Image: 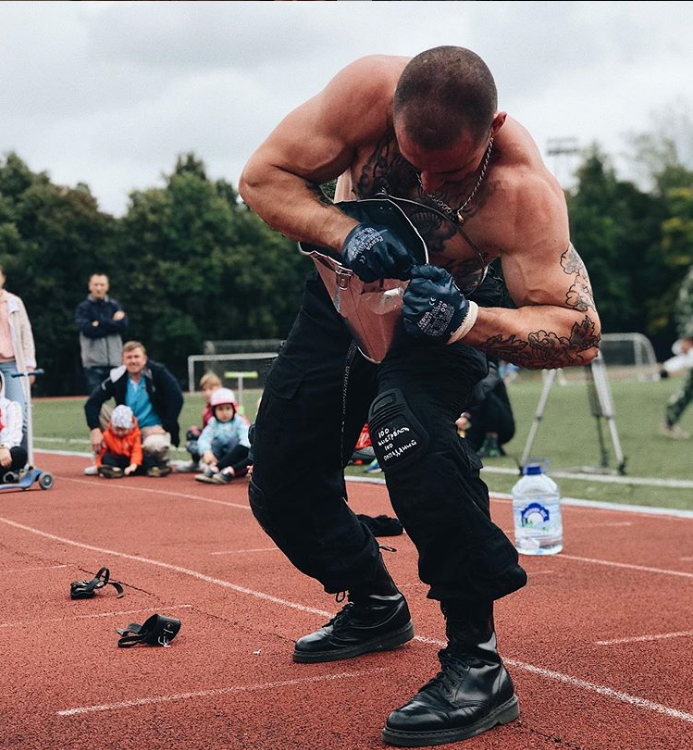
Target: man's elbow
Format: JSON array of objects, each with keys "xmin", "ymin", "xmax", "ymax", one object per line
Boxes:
[
  {"xmin": 238, "ymin": 160, "xmax": 262, "ymax": 209},
  {"xmin": 581, "ymin": 314, "xmax": 602, "ymax": 365}
]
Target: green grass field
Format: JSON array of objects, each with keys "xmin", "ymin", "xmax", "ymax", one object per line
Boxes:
[{"xmin": 33, "ymin": 372, "xmax": 693, "ymax": 511}]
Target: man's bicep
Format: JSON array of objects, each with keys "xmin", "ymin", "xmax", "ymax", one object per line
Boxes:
[
  {"xmin": 502, "ymin": 242, "xmax": 596, "ymax": 315},
  {"xmin": 245, "ymin": 73, "xmax": 372, "ymax": 189},
  {"xmin": 245, "ymin": 59, "xmax": 388, "ymax": 186}
]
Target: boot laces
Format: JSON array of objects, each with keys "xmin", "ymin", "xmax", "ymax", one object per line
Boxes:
[
  {"xmin": 421, "ymin": 648, "xmax": 471, "ymax": 694},
  {"xmin": 324, "ymin": 592, "xmax": 355, "ymax": 631}
]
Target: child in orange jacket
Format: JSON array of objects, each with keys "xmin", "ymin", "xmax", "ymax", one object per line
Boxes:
[{"xmin": 97, "ymin": 405, "xmax": 146, "ymax": 478}]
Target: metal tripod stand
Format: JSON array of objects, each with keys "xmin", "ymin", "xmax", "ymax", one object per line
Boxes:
[{"xmin": 520, "ymin": 352, "xmax": 627, "ymax": 474}]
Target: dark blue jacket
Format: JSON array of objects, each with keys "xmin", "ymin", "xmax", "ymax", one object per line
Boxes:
[
  {"xmin": 75, "ymin": 296, "xmax": 129, "ymax": 368},
  {"xmin": 75, "ymin": 296, "xmax": 128, "ymax": 339},
  {"xmin": 84, "ymin": 360, "xmax": 183, "ymax": 446}
]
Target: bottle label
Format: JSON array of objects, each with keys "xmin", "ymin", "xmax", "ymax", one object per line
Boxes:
[{"xmin": 520, "ymin": 502, "xmax": 551, "ymax": 529}]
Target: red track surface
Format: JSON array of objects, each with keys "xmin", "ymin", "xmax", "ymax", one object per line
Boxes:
[{"xmin": 1, "ymin": 453, "xmax": 692, "ymax": 750}]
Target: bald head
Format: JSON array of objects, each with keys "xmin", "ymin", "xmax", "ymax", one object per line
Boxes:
[{"xmin": 393, "ymin": 46, "xmax": 498, "ymax": 151}]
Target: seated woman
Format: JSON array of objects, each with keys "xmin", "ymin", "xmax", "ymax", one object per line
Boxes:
[{"xmin": 0, "ymin": 371, "xmax": 27, "ymax": 482}]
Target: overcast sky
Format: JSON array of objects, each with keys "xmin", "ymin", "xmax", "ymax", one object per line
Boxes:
[{"xmin": 1, "ymin": 0, "xmax": 692, "ymax": 216}]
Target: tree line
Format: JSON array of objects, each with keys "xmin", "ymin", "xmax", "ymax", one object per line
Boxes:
[
  {"xmin": 0, "ymin": 136, "xmax": 691, "ymax": 395},
  {"xmin": 0, "ymin": 153, "xmax": 310, "ymax": 395}
]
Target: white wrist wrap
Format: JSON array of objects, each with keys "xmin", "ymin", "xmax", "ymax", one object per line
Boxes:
[{"xmin": 448, "ymin": 301, "xmax": 479, "ymax": 343}]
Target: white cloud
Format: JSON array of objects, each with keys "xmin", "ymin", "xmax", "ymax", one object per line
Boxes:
[{"xmin": 1, "ymin": 0, "xmax": 692, "ymax": 215}]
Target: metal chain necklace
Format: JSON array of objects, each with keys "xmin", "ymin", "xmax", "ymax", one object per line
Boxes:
[{"xmin": 416, "ymin": 137, "xmax": 494, "ymax": 224}]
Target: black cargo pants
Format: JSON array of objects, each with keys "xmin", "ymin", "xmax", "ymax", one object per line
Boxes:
[{"xmin": 249, "ymin": 275, "xmax": 526, "ymax": 603}]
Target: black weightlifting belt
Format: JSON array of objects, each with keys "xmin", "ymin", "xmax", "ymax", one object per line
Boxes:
[
  {"xmin": 117, "ymin": 614, "xmax": 182, "ymax": 648},
  {"xmin": 70, "ymin": 567, "xmax": 124, "ymax": 599}
]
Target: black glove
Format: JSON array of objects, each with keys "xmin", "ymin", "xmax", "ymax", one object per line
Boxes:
[
  {"xmin": 403, "ymin": 265, "xmax": 470, "ymax": 342},
  {"xmin": 342, "ymin": 223, "xmax": 414, "ymax": 282}
]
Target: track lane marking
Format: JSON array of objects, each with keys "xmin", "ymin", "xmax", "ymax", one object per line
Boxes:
[
  {"xmin": 0, "ymin": 564, "xmax": 69, "ymax": 574},
  {"xmin": 59, "ymin": 475, "xmax": 250, "ymax": 511},
  {"xmin": 596, "ymin": 630, "xmax": 693, "ymax": 646},
  {"xmin": 0, "ymin": 517, "xmax": 331, "ymax": 617},
  {"xmin": 3, "ymin": 516, "xmax": 693, "ymax": 726},
  {"xmin": 382, "ymin": 634, "xmax": 693, "ymax": 724},
  {"xmin": 557, "ymin": 554, "xmax": 693, "ymax": 579},
  {"xmin": 57, "ymin": 669, "xmax": 386, "ymax": 716},
  {"xmin": 505, "ymin": 658, "xmax": 693, "ymax": 723},
  {"xmin": 210, "ymin": 548, "xmax": 279, "ymax": 555},
  {"xmin": 0, "ymin": 604, "xmax": 192, "ymax": 630}
]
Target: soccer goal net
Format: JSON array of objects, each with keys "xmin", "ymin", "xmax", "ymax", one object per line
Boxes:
[
  {"xmin": 531, "ymin": 332, "xmax": 658, "ymax": 384},
  {"xmin": 187, "ymin": 340, "xmax": 281, "ymax": 414},
  {"xmin": 597, "ymin": 333, "xmax": 659, "ymax": 381}
]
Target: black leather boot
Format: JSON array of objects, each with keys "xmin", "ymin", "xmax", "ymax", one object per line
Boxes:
[
  {"xmin": 293, "ymin": 557, "xmax": 414, "ymax": 663},
  {"xmin": 382, "ymin": 601, "xmax": 519, "ymax": 746}
]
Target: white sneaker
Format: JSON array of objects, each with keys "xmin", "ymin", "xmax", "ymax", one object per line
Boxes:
[
  {"xmin": 172, "ymin": 460, "xmax": 199, "ymax": 473},
  {"xmin": 659, "ymin": 423, "xmax": 691, "ymax": 440},
  {"xmin": 83, "ymin": 465, "xmax": 98, "ymax": 476}
]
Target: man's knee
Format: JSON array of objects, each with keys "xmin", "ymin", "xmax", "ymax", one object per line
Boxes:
[
  {"xmin": 98, "ymin": 403, "xmax": 113, "ymax": 432},
  {"xmin": 248, "ymin": 477, "xmax": 287, "ymax": 547},
  {"xmin": 142, "ymin": 432, "xmax": 171, "ymax": 462},
  {"xmin": 368, "ymin": 388, "xmax": 430, "ymax": 472}
]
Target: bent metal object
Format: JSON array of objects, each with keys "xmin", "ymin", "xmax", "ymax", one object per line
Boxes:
[{"xmin": 299, "ymin": 198, "xmax": 429, "ymax": 364}]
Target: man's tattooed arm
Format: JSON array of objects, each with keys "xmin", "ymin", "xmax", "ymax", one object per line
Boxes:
[
  {"xmin": 464, "ymin": 244, "xmax": 602, "ymax": 369},
  {"xmin": 562, "ymin": 244, "xmax": 596, "ymax": 313},
  {"xmin": 478, "ymin": 315, "xmax": 601, "ymax": 369}
]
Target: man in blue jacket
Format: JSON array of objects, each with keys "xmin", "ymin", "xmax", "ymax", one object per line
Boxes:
[
  {"xmin": 75, "ymin": 273, "xmax": 129, "ymax": 395},
  {"xmin": 85, "ymin": 341, "xmax": 183, "ymax": 477}
]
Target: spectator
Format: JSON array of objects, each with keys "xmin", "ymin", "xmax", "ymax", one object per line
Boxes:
[
  {"xmin": 85, "ymin": 341, "xmax": 183, "ymax": 477},
  {"xmin": 459, "ymin": 357, "xmax": 516, "ymax": 457},
  {"xmin": 661, "ymin": 266, "xmax": 693, "ymax": 439},
  {"xmin": 177, "ymin": 371, "xmax": 222, "ymax": 472},
  {"xmin": 96, "ymin": 405, "xmax": 148, "ymax": 479},
  {"xmin": 350, "ymin": 423, "xmax": 375, "ymax": 465},
  {"xmin": 0, "ymin": 263, "xmax": 37, "ymax": 446},
  {"xmin": 75, "ymin": 273, "xmax": 128, "ymax": 395},
  {"xmin": 194, "ymin": 388, "xmax": 251, "ymax": 485},
  {"xmin": 0, "ymin": 371, "xmax": 27, "ymax": 482}
]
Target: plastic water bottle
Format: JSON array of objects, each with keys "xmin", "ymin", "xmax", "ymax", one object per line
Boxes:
[{"xmin": 512, "ymin": 463, "xmax": 563, "ymax": 555}]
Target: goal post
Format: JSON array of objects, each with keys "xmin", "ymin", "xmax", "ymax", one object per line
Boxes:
[{"xmin": 598, "ymin": 333, "xmax": 659, "ymax": 381}]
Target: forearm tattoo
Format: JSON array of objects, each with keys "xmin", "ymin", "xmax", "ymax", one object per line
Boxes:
[
  {"xmin": 479, "ymin": 244, "xmax": 600, "ymax": 369},
  {"xmin": 480, "ymin": 316, "xmax": 601, "ymax": 369}
]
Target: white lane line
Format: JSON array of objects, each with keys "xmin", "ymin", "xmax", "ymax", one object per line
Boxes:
[
  {"xmin": 0, "ymin": 517, "xmax": 331, "ymax": 618},
  {"xmin": 59, "ymin": 476, "xmax": 250, "ymax": 511},
  {"xmin": 505, "ymin": 658, "xmax": 693, "ymax": 723},
  {"xmin": 0, "ymin": 605, "xmax": 192, "ymax": 630},
  {"xmin": 418, "ymin": 633, "xmax": 693, "ymax": 723},
  {"xmin": 57, "ymin": 669, "xmax": 386, "ymax": 716},
  {"xmin": 596, "ymin": 630, "xmax": 693, "ymax": 646},
  {"xmin": 0, "ymin": 564, "xmax": 69, "ymax": 574},
  {"xmin": 34, "ymin": 437, "xmax": 91, "ymax": 444},
  {"xmin": 3, "ymin": 515, "xmax": 693, "ymax": 727},
  {"xmin": 558, "ymin": 554, "xmax": 693, "ymax": 580},
  {"xmin": 210, "ymin": 548, "xmax": 279, "ymax": 556},
  {"xmin": 348, "ymin": 474, "xmax": 693, "ymax": 504}
]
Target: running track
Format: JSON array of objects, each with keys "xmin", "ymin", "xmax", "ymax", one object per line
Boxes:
[{"xmin": 1, "ymin": 453, "xmax": 691, "ymax": 750}]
